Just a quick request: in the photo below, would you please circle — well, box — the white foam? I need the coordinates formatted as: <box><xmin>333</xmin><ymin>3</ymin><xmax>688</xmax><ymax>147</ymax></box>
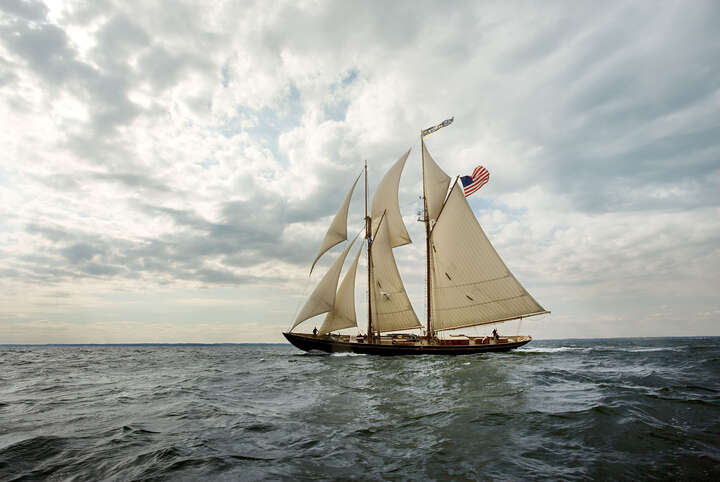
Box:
<box><xmin>518</xmin><ymin>347</ymin><xmax>589</xmax><ymax>353</ymax></box>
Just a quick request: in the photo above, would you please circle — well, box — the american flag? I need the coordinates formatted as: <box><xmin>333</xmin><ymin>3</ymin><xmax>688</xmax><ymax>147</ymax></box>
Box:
<box><xmin>460</xmin><ymin>165</ymin><xmax>490</xmax><ymax>197</ymax></box>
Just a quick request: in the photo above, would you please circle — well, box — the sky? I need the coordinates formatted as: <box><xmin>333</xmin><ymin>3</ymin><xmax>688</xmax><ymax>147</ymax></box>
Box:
<box><xmin>1</xmin><ymin>0</ymin><xmax>719</xmax><ymax>343</ymax></box>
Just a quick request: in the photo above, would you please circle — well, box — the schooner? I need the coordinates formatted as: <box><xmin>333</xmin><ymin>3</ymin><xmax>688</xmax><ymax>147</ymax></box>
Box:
<box><xmin>284</xmin><ymin>119</ymin><xmax>549</xmax><ymax>355</ymax></box>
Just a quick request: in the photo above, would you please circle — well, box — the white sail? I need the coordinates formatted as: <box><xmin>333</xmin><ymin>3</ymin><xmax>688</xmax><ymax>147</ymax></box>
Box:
<box><xmin>430</xmin><ymin>184</ymin><xmax>546</xmax><ymax>331</ymax></box>
<box><xmin>310</xmin><ymin>172</ymin><xmax>361</xmax><ymax>275</ymax></box>
<box><xmin>318</xmin><ymin>244</ymin><xmax>362</xmax><ymax>334</ymax></box>
<box><xmin>291</xmin><ymin>236</ymin><xmax>358</xmax><ymax>331</ymax></box>
<box><xmin>422</xmin><ymin>141</ymin><xmax>450</xmax><ymax>222</ymax></box>
<box><xmin>371</xmin><ymin>216</ymin><xmax>421</xmax><ymax>333</ymax></box>
<box><xmin>371</xmin><ymin>149</ymin><xmax>411</xmax><ymax>248</ymax></box>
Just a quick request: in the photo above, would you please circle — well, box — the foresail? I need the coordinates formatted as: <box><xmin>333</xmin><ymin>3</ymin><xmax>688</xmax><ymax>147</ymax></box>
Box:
<box><xmin>319</xmin><ymin>243</ymin><xmax>362</xmax><ymax>334</ymax></box>
<box><xmin>310</xmin><ymin>172</ymin><xmax>362</xmax><ymax>275</ymax></box>
<box><xmin>422</xmin><ymin>142</ymin><xmax>450</xmax><ymax>222</ymax></box>
<box><xmin>371</xmin><ymin>217</ymin><xmax>421</xmax><ymax>332</ymax></box>
<box><xmin>371</xmin><ymin>149</ymin><xmax>411</xmax><ymax>248</ymax></box>
<box><xmin>292</xmin><ymin>236</ymin><xmax>358</xmax><ymax>331</ymax></box>
<box><xmin>430</xmin><ymin>184</ymin><xmax>546</xmax><ymax>331</ymax></box>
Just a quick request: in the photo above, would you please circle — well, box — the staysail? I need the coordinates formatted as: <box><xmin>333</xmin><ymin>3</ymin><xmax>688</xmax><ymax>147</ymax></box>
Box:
<box><xmin>371</xmin><ymin>149</ymin><xmax>412</xmax><ymax>248</ymax></box>
<box><xmin>310</xmin><ymin>172</ymin><xmax>362</xmax><ymax>275</ymax></box>
<box><xmin>318</xmin><ymin>244</ymin><xmax>362</xmax><ymax>334</ymax></box>
<box><xmin>291</xmin><ymin>235</ymin><xmax>358</xmax><ymax>331</ymax></box>
<box><xmin>429</xmin><ymin>183</ymin><xmax>547</xmax><ymax>331</ymax></box>
<box><xmin>371</xmin><ymin>216</ymin><xmax>421</xmax><ymax>332</ymax></box>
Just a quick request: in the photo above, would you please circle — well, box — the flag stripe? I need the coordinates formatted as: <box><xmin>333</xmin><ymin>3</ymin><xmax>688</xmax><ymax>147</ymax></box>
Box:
<box><xmin>462</xmin><ymin>165</ymin><xmax>490</xmax><ymax>197</ymax></box>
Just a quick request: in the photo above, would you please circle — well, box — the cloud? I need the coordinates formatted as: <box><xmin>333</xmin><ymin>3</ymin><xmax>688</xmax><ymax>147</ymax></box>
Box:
<box><xmin>1</xmin><ymin>0</ymin><xmax>718</xmax><ymax>342</ymax></box>
<box><xmin>0</xmin><ymin>0</ymin><xmax>48</xmax><ymax>22</ymax></box>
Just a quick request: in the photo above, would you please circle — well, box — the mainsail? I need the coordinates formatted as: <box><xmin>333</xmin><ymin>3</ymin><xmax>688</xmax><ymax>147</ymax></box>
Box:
<box><xmin>370</xmin><ymin>216</ymin><xmax>421</xmax><ymax>332</ymax></box>
<box><xmin>429</xmin><ymin>183</ymin><xmax>547</xmax><ymax>331</ymax></box>
<box><xmin>318</xmin><ymin>245</ymin><xmax>362</xmax><ymax>334</ymax></box>
<box><xmin>291</xmin><ymin>235</ymin><xmax>358</xmax><ymax>331</ymax></box>
<box><xmin>371</xmin><ymin>149</ymin><xmax>412</xmax><ymax>248</ymax></box>
<box><xmin>310</xmin><ymin>172</ymin><xmax>361</xmax><ymax>275</ymax></box>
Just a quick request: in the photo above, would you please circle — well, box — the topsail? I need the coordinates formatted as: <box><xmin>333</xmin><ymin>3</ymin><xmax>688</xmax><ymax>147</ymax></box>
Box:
<box><xmin>422</xmin><ymin>141</ymin><xmax>451</xmax><ymax>223</ymax></box>
<box><xmin>309</xmin><ymin>172</ymin><xmax>361</xmax><ymax>275</ymax></box>
<box><xmin>371</xmin><ymin>149</ymin><xmax>412</xmax><ymax>248</ymax></box>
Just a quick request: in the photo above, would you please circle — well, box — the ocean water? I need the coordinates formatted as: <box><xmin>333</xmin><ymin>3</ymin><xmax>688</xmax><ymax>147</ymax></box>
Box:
<box><xmin>1</xmin><ymin>338</ymin><xmax>718</xmax><ymax>481</ymax></box>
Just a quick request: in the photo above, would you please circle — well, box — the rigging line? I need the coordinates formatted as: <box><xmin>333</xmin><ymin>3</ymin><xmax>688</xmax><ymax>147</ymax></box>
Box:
<box><xmin>371</xmin><ymin>209</ymin><xmax>388</xmax><ymax>238</ymax></box>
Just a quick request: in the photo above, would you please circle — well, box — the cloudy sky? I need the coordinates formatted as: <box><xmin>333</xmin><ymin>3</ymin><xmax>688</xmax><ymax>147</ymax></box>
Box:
<box><xmin>1</xmin><ymin>0</ymin><xmax>718</xmax><ymax>343</ymax></box>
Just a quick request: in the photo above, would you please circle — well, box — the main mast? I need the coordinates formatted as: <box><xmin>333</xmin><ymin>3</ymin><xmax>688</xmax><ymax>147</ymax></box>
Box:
<box><xmin>365</xmin><ymin>160</ymin><xmax>373</xmax><ymax>340</ymax></box>
<box><xmin>421</xmin><ymin>133</ymin><xmax>432</xmax><ymax>342</ymax></box>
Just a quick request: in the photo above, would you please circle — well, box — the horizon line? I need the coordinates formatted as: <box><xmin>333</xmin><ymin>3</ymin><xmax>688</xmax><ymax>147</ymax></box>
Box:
<box><xmin>1</xmin><ymin>335</ymin><xmax>718</xmax><ymax>347</ymax></box>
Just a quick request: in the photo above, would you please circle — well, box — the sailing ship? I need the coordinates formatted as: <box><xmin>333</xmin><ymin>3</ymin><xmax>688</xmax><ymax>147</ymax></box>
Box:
<box><xmin>284</xmin><ymin>119</ymin><xmax>549</xmax><ymax>355</ymax></box>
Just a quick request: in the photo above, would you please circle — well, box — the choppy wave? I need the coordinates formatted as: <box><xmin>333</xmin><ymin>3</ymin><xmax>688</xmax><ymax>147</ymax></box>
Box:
<box><xmin>1</xmin><ymin>338</ymin><xmax>718</xmax><ymax>480</ymax></box>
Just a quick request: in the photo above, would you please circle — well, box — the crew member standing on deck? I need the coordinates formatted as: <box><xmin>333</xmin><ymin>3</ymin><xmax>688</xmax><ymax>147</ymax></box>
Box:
<box><xmin>492</xmin><ymin>328</ymin><xmax>499</xmax><ymax>341</ymax></box>
<box><xmin>313</xmin><ymin>327</ymin><xmax>318</xmax><ymax>336</ymax></box>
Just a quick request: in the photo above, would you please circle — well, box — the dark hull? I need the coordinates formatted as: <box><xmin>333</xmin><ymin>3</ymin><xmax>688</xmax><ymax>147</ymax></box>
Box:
<box><xmin>283</xmin><ymin>332</ymin><xmax>531</xmax><ymax>356</ymax></box>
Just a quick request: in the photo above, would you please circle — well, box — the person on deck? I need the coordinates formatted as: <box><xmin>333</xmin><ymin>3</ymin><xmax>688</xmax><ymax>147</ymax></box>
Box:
<box><xmin>313</xmin><ymin>327</ymin><xmax>318</xmax><ymax>336</ymax></box>
<box><xmin>492</xmin><ymin>328</ymin><xmax>499</xmax><ymax>341</ymax></box>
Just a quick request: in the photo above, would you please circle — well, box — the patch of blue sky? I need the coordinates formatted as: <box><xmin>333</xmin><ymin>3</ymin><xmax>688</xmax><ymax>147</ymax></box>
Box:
<box><xmin>217</xmin><ymin>84</ymin><xmax>303</xmax><ymax>165</ymax></box>
<box><xmin>196</xmin><ymin>158</ymin><xmax>218</xmax><ymax>168</ymax></box>
<box><xmin>0</xmin><ymin>166</ymin><xmax>12</xmax><ymax>187</ymax></box>
<box><xmin>342</xmin><ymin>69</ymin><xmax>358</xmax><ymax>86</ymax></box>
<box><xmin>323</xmin><ymin>69</ymin><xmax>357</xmax><ymax>122</ymax></box>
<box><xmin>220</xmin><ymin>63</ymin><xmax>231</xmax><ymax>88</ymax></box>
<box><xmin>324</xmin><ymin>98</ymin><xmax>349</xmax><ymax>122</ymax></box>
